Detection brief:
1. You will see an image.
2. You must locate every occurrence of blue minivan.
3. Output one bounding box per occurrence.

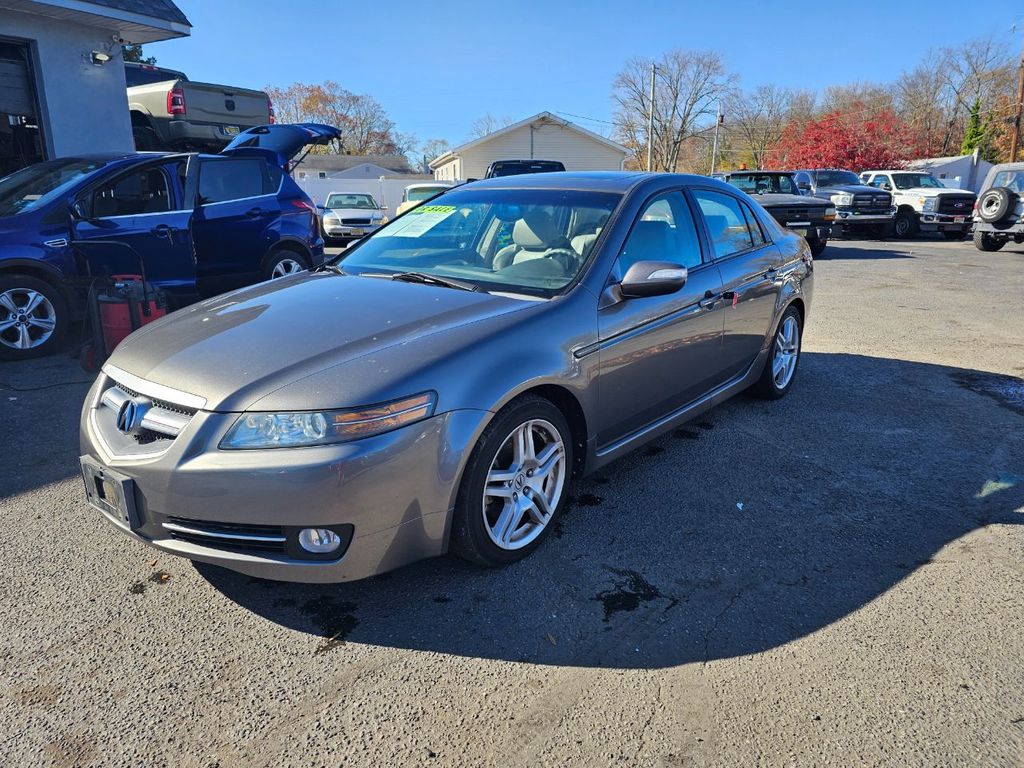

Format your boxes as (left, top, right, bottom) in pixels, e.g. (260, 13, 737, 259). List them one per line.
(0, 123, 339, 360)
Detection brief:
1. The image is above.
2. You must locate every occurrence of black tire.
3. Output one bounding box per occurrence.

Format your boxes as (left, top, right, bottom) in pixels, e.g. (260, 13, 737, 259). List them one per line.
(752, 305, 802, 400)
(977, 187, 1016, 224)
(893, 211, 919, 238)
(450, 395, 574, 567)
(973, 230, 1004, 252)
(809, 239, 828, 258)
(0, 274, 68, 361)
(943, 230, 966, 241)
(261, 247, 311, 281)
(132, 126, 161, 151)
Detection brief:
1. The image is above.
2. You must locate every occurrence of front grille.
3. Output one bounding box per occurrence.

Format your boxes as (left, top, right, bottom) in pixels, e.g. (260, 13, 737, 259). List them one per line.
(93, 378, 199, 456)
(770, 205, 827, 221)
(852, 193, 890, 209)
(163, 516, 287, 554)
(937, 195, 975, 215)
(339, 218, 372, 226)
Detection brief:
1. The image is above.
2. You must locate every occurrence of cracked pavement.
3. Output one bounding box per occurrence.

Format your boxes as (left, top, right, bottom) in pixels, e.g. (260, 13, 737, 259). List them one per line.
(1, 237, 1023, 766)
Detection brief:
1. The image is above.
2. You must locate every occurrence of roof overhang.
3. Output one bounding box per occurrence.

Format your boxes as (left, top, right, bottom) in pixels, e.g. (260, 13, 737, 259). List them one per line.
(0, 0, 191, 43)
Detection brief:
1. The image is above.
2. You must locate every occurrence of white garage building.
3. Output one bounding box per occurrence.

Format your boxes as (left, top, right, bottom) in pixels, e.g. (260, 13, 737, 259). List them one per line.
(430, 112, 627, 182)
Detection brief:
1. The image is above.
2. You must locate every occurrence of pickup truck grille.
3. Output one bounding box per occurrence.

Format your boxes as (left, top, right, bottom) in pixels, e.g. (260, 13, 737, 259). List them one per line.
(937, 195, 975, 215)
(767, 205, 828, 222)
(852, 193, 891, 209)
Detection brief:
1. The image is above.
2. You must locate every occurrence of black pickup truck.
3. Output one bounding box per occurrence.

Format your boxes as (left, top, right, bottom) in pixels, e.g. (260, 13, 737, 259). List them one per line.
(715, 170, 834, 257)
(791, 168, 896, 238)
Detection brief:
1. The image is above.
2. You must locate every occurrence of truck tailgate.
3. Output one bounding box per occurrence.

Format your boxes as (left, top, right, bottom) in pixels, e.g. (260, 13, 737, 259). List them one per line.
(182, 81, 269, 127)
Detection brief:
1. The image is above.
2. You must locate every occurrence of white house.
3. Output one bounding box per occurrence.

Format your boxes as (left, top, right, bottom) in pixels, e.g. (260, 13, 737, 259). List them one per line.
(0, 0, 191, 176)
(430, 112, 627, 181)
(292, 154, 416, 181)
(906, 150, 994, 194)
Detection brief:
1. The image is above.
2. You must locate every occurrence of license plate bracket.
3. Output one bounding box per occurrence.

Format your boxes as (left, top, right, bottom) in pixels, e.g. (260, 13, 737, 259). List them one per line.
(80, 457, 140, 530)
(223, 125, 240, 136)
(954, 216, 966, 224)
(349, 228, 364, 237)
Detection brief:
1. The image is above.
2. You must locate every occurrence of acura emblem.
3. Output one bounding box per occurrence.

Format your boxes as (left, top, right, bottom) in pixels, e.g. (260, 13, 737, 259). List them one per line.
(116, 399, 139, 434)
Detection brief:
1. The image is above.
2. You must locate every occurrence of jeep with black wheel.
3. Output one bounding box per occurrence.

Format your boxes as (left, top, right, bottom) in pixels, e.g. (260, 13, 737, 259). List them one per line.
(973, 163, 1024, 252)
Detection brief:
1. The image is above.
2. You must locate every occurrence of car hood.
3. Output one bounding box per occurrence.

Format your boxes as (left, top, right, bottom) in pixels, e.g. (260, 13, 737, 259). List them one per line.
(106, 273, 535, 412)
(749, 192, 823, 207)
(901, 186, 974, 196)
(816, 184, 881, 195)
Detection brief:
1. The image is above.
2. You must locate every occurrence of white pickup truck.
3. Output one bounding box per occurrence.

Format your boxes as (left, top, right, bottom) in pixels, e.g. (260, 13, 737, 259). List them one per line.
(125, 62, 272, 152)
(859, 170, 976, 239)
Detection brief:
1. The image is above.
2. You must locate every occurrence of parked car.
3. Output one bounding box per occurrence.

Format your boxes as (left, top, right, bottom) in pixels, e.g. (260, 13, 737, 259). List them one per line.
(484, 159, 567, 179)
(319, 192, 386, 243)
(791, 169, 896, 238)
(125, 62, 273, 152)
(972, 162, 1024, 251)
(395, 181, 454, 216)
(715, 170, 834, 257)
(79, 172, 813, 583)
(0, 123, 339, 360)
(859, 170, 976, 239)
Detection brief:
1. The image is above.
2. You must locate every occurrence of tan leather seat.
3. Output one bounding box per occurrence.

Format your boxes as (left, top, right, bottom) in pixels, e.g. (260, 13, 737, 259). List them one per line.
(493, 210, 573, 270)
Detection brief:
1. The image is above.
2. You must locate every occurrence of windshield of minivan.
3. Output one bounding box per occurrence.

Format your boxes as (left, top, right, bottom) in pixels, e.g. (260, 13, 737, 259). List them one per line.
(892, 173, 943, 190)
(339, 188, 621, 297)
(326, 193, 377, 209)
(727, 173, 798, 195)
(0, 159, 106, 217)
(814, 170, 861, 187)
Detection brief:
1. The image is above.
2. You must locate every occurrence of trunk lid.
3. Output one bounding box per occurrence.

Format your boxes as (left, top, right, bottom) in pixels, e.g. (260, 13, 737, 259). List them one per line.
(221, 123, 341, 168)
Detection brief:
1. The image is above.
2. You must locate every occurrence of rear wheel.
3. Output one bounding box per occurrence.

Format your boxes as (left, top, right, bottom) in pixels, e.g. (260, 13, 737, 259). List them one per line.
(0, 274, 68, 361)
(973, 230, 1004, 252)
(450, 395, 572, 567)
(752, 306, 802, 400)
(261, 247, 310, 280)
(132, 126, 161, 151)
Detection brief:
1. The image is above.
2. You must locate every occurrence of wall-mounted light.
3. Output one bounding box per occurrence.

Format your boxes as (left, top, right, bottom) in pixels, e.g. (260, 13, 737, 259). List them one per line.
(90, 51, 112, 66)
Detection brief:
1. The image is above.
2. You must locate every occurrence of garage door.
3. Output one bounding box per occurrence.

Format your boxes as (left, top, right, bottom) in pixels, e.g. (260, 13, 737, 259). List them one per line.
(0, 43, 34, 117)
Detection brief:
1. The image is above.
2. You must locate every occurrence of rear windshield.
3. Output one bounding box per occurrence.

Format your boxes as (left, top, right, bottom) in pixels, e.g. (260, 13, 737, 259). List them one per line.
(0, 158, 107, 216)
(406, 186, 448, 203)
(726, 173, 798, 195)
(124, 65, 187, 87)
(991, 170, 1024, 193)
(814, 170, 861, 187)
(326, 193, 377, 209)
(489, 162, 566, 178)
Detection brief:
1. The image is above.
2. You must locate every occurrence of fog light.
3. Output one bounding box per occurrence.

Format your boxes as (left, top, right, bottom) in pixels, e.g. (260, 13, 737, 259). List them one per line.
(298, 528, 342, 553)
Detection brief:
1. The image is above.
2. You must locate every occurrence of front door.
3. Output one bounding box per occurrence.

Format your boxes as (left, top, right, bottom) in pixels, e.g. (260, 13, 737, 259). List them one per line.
(595, 191, 728, 449)
(190, 156, 281, 296)
(691, 188, 782, 381)
(71, 160, 196, 298)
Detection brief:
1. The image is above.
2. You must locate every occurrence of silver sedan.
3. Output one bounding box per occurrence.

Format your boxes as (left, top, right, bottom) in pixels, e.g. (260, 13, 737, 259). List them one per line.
(79, 172, 813, 582)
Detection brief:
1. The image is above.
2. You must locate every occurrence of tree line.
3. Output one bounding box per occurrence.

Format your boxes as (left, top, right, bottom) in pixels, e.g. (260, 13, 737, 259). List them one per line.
(612, 35, 1018, 173)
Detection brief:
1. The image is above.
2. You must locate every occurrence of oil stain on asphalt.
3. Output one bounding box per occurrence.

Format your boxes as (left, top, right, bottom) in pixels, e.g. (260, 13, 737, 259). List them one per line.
(594, 567, 679, 622)
(300, 596, 359, 655)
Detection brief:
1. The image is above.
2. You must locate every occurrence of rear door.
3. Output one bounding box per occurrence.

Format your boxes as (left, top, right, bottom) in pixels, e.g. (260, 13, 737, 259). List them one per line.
(190, 156, 281, 296)
(71, 160, 196, 296)
(221, 123, 342, 168)
(595, 190, 727, 448)
(692, 188, 781, 380)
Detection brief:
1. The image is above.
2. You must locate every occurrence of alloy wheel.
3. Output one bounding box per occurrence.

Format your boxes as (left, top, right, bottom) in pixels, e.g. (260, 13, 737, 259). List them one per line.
(0, 288, 57, 350)
(482, 419, 567, 550)
(772, 315, 800, 389)
(271, 258, 305, 278)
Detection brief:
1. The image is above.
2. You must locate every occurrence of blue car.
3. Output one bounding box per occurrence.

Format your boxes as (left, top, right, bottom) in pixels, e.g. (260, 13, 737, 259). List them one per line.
(0, 123, 339, 360)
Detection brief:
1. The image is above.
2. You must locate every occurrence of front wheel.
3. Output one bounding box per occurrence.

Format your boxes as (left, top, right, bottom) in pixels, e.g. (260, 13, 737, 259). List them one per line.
(973, 230, 1004, 252)
(0, 274, 68, 361)
(450, 395, 573, 567)
(893, 211, 918, 238)
(752, 306, 802, 400)
(809, 239, 828, 258)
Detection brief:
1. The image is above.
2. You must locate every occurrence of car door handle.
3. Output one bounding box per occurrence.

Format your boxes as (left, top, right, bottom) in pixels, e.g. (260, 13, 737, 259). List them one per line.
(698, 291, 721, 309)
(764, 267, 779, 280)
(151, 224, 172, 236)
(246, 207, 266, 218)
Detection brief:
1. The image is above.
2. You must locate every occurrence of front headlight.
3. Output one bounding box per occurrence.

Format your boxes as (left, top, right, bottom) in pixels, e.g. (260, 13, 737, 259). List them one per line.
(922, 197, 937, 212)
(831, 193, 853, 206)
(220, 392, 437, 449)
(824, 206, 837, 222)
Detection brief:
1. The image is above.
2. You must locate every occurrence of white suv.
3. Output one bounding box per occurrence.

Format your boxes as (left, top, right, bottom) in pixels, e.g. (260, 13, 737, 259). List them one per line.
(859, 170, 976, 240)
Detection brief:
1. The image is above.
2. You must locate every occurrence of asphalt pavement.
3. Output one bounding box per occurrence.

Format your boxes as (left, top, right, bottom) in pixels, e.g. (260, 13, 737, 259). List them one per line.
(1, 236, 1022, 767)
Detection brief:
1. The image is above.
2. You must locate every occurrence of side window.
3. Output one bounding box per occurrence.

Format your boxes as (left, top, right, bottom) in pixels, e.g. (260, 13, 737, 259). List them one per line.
(870, 175, 890, 190)
(794, 172, 810, 186)
(741, 202, 767, 247)
(91, 167, 171, 218)
(198, 158, 273, 204)
(692, 189, 756, 259)
(617, 191, 702, 276)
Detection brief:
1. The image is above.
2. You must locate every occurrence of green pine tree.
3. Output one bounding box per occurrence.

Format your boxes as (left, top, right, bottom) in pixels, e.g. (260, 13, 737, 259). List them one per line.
(960, 98, 996, 161)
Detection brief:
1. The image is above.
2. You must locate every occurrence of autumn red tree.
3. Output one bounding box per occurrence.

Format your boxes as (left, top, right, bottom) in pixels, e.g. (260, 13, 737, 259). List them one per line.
(768, 103, 924, 171)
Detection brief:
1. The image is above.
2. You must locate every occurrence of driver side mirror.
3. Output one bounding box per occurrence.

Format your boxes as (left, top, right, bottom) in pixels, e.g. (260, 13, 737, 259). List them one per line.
(620, 261, 687, 299)
(68, 199, 92, 222)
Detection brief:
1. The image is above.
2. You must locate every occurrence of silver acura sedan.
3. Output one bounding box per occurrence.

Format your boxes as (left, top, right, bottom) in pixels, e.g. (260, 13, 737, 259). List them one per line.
(80, 172, 813, 583)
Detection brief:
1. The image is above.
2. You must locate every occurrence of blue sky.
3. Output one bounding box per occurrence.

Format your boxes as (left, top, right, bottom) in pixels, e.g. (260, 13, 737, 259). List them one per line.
(149, 0, 1022, 148)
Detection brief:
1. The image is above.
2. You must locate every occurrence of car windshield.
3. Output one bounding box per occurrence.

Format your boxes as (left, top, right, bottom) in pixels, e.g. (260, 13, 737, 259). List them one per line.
(814, 170, 861, 187)
(407, 187, 448, 202)
(991, 170, 1024, 193)
(726, 173, 798, 195)
(892, 173, 943, 190)
(0, 158, 106, 217)
(326, 193, 377, 209)
(339, 188, 622, 297)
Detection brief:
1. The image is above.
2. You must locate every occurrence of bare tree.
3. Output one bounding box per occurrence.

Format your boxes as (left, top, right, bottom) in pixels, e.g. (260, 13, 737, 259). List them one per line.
(612, 49, 735, 172)
(468, 114, 515, 140)
(725, 85, 793, 169)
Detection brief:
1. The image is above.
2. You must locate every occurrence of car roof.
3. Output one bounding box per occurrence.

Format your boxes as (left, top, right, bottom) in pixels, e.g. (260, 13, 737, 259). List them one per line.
(721, 170, 790, 175)
(464, 170, 660, 193)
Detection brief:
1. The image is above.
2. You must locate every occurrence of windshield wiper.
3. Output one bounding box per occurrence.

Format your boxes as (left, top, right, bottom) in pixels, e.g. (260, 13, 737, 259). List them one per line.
(367, 271, 479, 292)
(312, 263, 346, 275)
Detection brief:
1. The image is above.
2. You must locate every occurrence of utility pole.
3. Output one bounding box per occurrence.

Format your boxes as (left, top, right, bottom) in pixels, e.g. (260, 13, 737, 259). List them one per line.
(1011, 25, 1024, 162)
(710, 103, 723, 175)
(646, 63, 656, 172)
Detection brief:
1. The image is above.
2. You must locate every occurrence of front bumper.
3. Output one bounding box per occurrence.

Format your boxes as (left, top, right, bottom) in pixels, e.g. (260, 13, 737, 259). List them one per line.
(79, 371, 489, 583)
(322, 221, 383, 239)
(919, 212, 972, 232)
(834, 206, 896, 224)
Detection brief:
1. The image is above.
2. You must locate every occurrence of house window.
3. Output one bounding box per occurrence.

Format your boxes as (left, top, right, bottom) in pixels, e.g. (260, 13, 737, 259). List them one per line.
(318, 172, 327, 179)
(298, 171, 307, 180)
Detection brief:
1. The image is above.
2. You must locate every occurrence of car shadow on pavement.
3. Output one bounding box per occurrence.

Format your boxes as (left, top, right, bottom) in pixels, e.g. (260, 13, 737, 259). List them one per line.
(201, 351, 1023, 669)
(817, 242, 914, 260)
